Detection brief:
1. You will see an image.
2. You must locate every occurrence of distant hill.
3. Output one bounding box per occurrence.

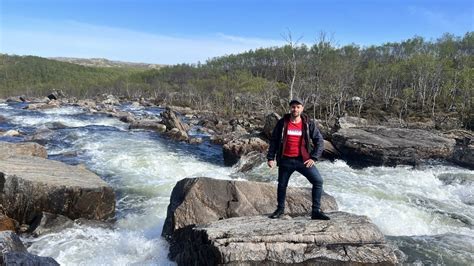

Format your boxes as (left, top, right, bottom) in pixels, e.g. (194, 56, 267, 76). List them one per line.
(50, 57, 165, 69)
(0, 54, 145, 98)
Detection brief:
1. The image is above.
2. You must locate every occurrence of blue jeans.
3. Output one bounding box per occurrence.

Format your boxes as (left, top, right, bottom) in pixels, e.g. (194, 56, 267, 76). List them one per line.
(277, 156, 323, 213)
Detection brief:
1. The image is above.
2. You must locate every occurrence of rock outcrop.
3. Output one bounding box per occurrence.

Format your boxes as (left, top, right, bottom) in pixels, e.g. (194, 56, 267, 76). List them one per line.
(332, 127, 455, 167)
(0, 141, 47, 158)
(170, 213, 400, 265)
(262, 112, 281, 139)
(161, 108, 190, 141)
(223, 135, 269, 166)
(162, 177, 338, 239)
(450, 137, 474, 169)
(161, 108, 190, 132)
(0, 155, 115, 225)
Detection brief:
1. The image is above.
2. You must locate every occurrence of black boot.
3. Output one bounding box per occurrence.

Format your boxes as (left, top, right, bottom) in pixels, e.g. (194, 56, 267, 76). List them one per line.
(269, 208, 284, 219)
(311, 211, 330, 220)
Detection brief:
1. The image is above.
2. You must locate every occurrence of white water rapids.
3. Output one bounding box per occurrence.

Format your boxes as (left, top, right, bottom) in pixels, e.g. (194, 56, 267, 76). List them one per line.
(0, 103, 473, 265)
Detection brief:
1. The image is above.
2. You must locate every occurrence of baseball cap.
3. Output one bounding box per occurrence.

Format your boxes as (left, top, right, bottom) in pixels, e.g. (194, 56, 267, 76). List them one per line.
(289, 97, 304, 106)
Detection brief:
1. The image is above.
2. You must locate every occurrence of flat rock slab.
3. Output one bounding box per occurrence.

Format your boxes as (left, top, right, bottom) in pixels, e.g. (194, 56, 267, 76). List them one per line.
(0, 155, 115, 224)
(0, 141, 47, 158)
(170, 212, 400, 265)
(162, 177, 338, 239)
(332, 127, 455, 167)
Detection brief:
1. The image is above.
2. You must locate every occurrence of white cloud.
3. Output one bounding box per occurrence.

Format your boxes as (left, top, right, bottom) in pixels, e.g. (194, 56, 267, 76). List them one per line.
(1, 19, 285, 64)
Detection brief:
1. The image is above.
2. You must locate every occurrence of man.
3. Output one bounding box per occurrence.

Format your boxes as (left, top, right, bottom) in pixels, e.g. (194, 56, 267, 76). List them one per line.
(267, 97, 330, 220)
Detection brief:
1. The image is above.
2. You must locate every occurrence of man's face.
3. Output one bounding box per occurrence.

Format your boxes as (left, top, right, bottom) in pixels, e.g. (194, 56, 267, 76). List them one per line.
(290, 103, 304, 117)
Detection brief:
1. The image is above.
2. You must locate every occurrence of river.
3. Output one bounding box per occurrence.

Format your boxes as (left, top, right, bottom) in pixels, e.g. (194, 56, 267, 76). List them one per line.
(0, 102, 472, 265)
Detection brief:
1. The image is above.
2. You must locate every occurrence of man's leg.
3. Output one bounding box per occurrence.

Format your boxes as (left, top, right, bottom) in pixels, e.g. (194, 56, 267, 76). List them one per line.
(277, 164, 295, 211)
(269, 160, 294, 219)
(297, 165, 330, 220)
(297, 165, 323, 212)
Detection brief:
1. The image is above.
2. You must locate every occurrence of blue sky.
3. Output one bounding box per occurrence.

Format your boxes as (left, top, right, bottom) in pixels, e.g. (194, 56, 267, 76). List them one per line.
(1, 0, 473, 64)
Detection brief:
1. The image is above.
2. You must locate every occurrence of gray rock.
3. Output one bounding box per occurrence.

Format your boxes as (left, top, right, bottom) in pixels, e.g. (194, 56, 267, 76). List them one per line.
(0, 141, 47, 158)
(5, 97, 21, 103)
(188, 137, 203, 145)
(162, 177, 338, 239)
(223, 135, 269, 166)
(331, 127, 455, 167)
(232, 151, 267, 173)
(25, 100, 60, 110)
(129, 119, 166, 133)
(170, 213, 400, 265)
(161, 108, 190, 133)
(335, 115, 368, 130)
(3, 252, 59, 266)
(101, 94, 120, 105)
(0, 231, 26, 253)
(322, 139, 340, 160)
(450, 138, 474, 169)
(24, 126, 55, 145)
(31, 212, 74, 236)
(0, 231, 59, 265)
(0, 156, 115, 225)
(166, 127, 189, 141)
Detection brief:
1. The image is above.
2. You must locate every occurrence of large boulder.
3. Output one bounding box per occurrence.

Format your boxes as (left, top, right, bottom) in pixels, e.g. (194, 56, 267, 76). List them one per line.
(223, 135, 269, 166)
(162, 177, 338, 239)
(0, 156, 115, 225)
(0, 141, 47, 158)
(332, 127, 455, 167)
(170, 213, 401, 265)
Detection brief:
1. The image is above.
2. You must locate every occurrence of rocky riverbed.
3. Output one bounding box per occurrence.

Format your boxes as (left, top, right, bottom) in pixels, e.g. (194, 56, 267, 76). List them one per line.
(0, 95, 472, 265)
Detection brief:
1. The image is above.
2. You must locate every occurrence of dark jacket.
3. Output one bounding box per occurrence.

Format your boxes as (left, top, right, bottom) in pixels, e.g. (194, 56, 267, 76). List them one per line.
(267, 113, 324, 164)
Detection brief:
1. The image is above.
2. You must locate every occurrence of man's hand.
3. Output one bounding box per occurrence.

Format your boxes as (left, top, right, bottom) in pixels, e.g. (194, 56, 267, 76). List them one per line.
(267, 160, 276, 168)
(304, 159, 315, 168)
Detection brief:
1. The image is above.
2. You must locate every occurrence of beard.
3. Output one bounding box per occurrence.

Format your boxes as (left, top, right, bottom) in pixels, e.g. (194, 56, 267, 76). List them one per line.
(291, 111, 300, 118)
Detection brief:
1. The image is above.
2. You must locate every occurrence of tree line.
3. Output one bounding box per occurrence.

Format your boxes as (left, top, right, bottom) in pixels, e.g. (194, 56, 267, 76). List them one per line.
(1, 32, 472, 129)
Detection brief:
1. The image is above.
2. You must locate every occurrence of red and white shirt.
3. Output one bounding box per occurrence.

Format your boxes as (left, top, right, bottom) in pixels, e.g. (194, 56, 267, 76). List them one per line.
(283, 120, 303, 157)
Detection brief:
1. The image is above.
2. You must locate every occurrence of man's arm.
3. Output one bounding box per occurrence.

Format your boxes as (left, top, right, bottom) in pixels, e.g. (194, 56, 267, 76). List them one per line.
(267, 119, 283, 161)
(309, 120, 324, 160)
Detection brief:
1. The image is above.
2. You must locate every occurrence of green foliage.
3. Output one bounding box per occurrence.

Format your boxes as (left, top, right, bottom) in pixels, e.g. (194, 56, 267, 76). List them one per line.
(1, 32, 473, 128)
